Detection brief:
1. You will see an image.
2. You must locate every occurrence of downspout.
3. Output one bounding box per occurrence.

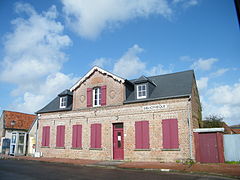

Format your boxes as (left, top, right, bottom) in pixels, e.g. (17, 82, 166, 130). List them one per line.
(35, 114, 40, 156)
(187, 96, 193, 160)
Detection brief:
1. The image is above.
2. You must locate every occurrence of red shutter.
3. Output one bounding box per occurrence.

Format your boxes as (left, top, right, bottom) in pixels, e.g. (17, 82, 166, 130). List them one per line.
(170, 119, 179, 149)
(142, 121, 149, 149)
(46, 126, 50, 147)
(95, 124, 101, 148)
(42, 127, 46, 146)
(91, 124, 101, 148)
(61, 126, 65, 147)
(101, 85, 107, 106)
(77, 125, 82, 148)
(72, 125, 77, 148)
(135, 121, 142, 149)
(162, 120, 171, 149)
(56, 126, 61, 147)
(87, 88, 92, 107)
(90, 124, 95, 148)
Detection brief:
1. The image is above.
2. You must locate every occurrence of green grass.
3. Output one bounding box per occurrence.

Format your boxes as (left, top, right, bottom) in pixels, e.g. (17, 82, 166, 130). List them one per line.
(225, 161, 240, 164)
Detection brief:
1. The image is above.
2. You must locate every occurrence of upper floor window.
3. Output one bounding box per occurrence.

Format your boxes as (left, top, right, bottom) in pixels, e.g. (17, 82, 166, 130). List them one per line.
(137, 84, 147, 99)
(93, 87, 101, 107)
(60, 96, 67, 108)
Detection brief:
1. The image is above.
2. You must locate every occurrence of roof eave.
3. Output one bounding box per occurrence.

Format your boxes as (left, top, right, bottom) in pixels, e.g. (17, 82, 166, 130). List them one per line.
(124, 94, 191, 104)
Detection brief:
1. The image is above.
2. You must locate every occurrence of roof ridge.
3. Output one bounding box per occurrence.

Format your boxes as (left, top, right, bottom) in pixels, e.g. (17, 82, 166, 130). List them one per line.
(3, 110, 36, 116)
(129, 69, 194, 81)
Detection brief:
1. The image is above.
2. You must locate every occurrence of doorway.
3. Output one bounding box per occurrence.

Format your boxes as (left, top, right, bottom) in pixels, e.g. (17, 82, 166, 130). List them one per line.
(113, 123, 124, 160)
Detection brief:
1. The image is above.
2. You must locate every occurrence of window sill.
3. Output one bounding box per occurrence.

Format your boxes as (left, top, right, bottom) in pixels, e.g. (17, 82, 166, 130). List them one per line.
(161, 148, 180, 151)
(41, 146, 50, 148)
(55, 147, 65, 149)
(134, 149, 151, 151)
(71, 147, 83, 150)
(89, 148, 102, 150)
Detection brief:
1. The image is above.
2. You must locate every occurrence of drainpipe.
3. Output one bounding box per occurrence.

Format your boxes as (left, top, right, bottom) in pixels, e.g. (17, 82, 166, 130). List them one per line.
(35, 114, 40, 156)
(187, 96, 193, 160)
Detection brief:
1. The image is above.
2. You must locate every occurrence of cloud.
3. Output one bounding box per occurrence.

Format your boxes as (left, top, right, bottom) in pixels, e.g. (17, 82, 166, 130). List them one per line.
(12, 73, 78, 113)
(191, 58, 218, 71)
(91, 58, 111, 68)
(147, 64, 173, 76)
(179, 55, 194, 62)
(208, 82, 240, 105)
(197, 77, 209, 90)
(201, 81, 240, 125)
(173, 0, 198, 8)
(211, 68, 229, 78)
(0, 3, 76, 113)
(113, 44, 146, 78)
(61, 0, 172, 39)
(90, 44, 173, 79)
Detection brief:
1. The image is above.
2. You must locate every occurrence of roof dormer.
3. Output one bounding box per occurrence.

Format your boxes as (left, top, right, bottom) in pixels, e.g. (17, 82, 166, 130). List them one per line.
(133, 75, 156, 100)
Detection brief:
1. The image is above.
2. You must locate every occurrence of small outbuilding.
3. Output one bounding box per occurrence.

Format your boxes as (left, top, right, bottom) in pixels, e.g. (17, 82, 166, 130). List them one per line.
(0, 110, 36, 156)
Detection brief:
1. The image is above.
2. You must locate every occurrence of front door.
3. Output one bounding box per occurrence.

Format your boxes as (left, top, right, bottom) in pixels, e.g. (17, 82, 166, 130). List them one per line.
(113, 123, 124, 160)
(10, 133, 16, 155)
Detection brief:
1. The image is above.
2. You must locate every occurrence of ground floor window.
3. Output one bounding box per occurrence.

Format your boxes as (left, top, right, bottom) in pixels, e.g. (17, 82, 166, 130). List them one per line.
(72, 125, 82, 148)
(56, 125, 65, 148)
(162, 119, 179, 149)
(135, 121, 150, 149)
(42, 126, 50, 147)
(90, 124, 101, 148)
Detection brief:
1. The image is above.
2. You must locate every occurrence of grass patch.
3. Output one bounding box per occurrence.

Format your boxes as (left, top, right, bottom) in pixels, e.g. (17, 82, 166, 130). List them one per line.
(225, 161, 240, 164)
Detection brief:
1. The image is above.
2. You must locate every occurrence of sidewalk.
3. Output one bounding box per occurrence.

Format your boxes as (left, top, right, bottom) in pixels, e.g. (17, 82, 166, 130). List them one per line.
(1, 154, 240, 178)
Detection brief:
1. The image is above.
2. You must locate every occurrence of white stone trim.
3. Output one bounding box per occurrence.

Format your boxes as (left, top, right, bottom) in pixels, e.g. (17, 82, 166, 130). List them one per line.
(70, 66, 125, 91)
(193, 128, 224, 133)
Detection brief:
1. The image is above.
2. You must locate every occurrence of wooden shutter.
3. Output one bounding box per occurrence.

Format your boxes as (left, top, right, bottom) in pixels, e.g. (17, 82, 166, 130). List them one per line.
(142, 121, 149, 149)
(95, 124, 101, 148)
(72, 125, 82, 148)
(91, 124, 101, 148)
(46, 126, 50, 147)
(162, 119, 179, 149)
(87, 88, 92, 107)
(135, 121, 142, 149)
(42, 127, 46, 146)
(170, 119, 179, 149)
(72, 125, 77, 148)
(56, 126, 60, 147)
(90, 124, 96, 148)
(76, 125, 82, 148)
(60, 126, 65, 147)
(135, 121, 149, 149)
(101, 85, 107, 106)
(56, 125, 65, 147)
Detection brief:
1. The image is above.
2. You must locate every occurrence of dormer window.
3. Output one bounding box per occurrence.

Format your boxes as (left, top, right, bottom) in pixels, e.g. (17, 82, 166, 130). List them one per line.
(60, 96, 67, 108)
(137, 84, 147, 99)
(93, 87, 101, 107)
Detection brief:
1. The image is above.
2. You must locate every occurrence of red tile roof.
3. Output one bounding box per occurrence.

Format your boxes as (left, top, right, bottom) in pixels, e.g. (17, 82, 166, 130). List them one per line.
(3, 111, 36, 130)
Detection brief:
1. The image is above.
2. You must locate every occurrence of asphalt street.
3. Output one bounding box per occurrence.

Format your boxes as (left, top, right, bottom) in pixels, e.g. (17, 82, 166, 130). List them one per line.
(0, 159, 234, 180)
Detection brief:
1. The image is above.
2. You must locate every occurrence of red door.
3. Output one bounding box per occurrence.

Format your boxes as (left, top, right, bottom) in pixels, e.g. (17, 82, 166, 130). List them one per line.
(198, 133, 219, 163)
(113, 123, 124, 160)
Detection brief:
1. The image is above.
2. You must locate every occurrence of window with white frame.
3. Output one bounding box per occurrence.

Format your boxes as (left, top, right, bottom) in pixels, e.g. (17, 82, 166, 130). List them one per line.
(60, 96, 67, 108)
(137, 84, 147, 99)
(93, 87, 101, 107)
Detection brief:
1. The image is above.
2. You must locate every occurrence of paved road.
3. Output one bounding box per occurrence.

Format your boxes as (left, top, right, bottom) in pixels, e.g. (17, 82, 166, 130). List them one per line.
(0, 159, 234, 180)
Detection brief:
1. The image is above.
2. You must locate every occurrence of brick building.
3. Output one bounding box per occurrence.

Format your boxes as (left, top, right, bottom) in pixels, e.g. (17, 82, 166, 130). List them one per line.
(36, 66, 201, 162)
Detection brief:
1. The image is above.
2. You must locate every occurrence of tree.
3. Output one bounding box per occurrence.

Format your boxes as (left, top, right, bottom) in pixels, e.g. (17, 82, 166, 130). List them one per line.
(202, 115, 224, 128)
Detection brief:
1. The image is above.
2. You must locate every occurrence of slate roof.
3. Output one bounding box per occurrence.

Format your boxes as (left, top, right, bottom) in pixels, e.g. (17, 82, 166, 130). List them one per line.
(36, 90, 73, 114)
(3, 111, 36, 130)
(36, 70, 195, 113)
(124, 70, 194, 103)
